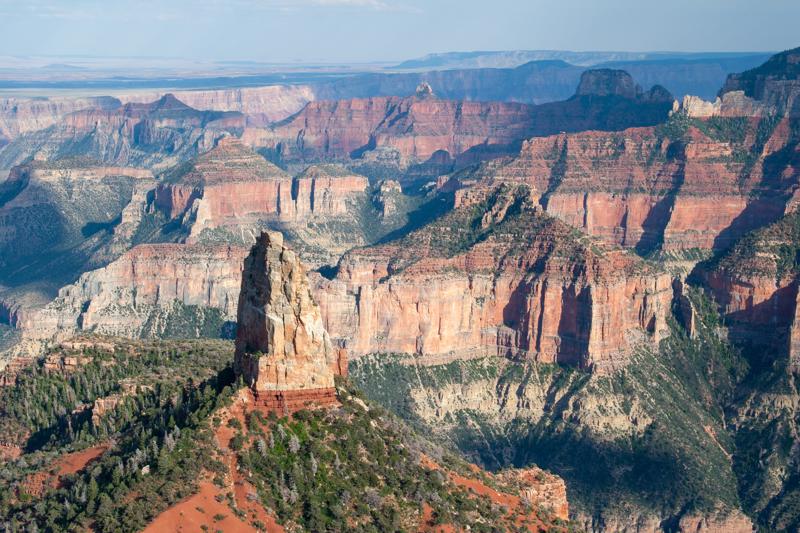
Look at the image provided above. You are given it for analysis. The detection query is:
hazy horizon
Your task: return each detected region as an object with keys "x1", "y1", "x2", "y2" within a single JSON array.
[{"x1": 0, "y1": 0, "x2": 796, "y2": 64}]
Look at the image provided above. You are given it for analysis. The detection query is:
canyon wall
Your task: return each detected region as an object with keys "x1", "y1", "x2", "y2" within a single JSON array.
[
  {"x1": 150, "y1": 138, "x2": 371, "y2": 253},
  {"x1": 26, "y1": 243, "x2": 247, "y2": 342},
  {"x1": 0, "y1": 96, "x2": 120, "y2": 143},
  {"x1": 445, "y1": 107, "x2": 798, "y2": 256},
  {"x1": 314, "y1": 186, "x2": 672, "y2": 370},
  {"x1": 700, "y1": 209, "x2": 800, "y2": 370},
  {"x1": 116, "y1": 85, "x2": 314, "y2": 126},
  {"x1": 246, "y1": 70, "x2": 672, "y2": 169},
  {"x1": 0, "y1": 94, "x2": 245, "y2": 171},
  {"x1": 0, "y1": 160, "x2": 155, "y2": 287}
]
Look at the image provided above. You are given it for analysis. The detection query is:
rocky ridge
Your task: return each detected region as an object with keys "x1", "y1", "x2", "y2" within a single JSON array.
[
  {"x1": 0, "y1": 94, "x2": 245, "y2": 171},
  {"x1": 314, "y1": 185, "x2": 671, "y2": 370},
  {"x1": 247, "y1": 69, "x2": 672, "y2": 174},
  {"x1": 442, "y1": 90, "x2": 797, "y2": 257}
]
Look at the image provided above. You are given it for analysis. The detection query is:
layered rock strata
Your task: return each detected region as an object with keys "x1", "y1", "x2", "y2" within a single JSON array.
[
  {"x1": 247, "y1": 69, "x2": 672, "y2": 170},
  {"x1": 701, "y1": 209, "x2": 800, "y2": 370},
  {"x1": 26, "y1": 243, "x2": 248, "y2": 342},
  {"x1": 117, "y1": 85, "x2": 314, "y2": 126},
  {"x1": 0, "y1": 96, "x2": 120, "y2": 142},
  {"x1": 0, "y1": 94, "x2": 245, "y2": 171},
  {"x1": 445, "y1": 112, "x2": 797, "y2": 256},
  {"x1": 152, "y1": 138, "x2": 369, "y2": 241},
  {"x1": 314, "y1": 186, "x2": 672, "y2": 370},
  {"x1": 234, "y1": 231, "x2": 344, "y2": 411}
]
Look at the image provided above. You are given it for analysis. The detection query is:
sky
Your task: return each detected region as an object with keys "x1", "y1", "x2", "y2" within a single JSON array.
[{"x1": 0, "y1": 0, "x2": 797, "y2": 64}]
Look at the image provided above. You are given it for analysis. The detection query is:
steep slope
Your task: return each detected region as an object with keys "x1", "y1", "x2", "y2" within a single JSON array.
[
  {"x1": 0, "y1": 158, "x2": 154, "y2": 289},
  {"x1": 314, "y1": 184, "x2": 671, "y2": 370},
  {"x1": 721, "y1": 46, "x2": 800, "y2": 116},
  {"x1": 250, "y1": 69, "x2": 673, "y2": 174},
  {"x1": 153, "y1": 137, "x2": 373, "y2": 254},
  {"x1": 234, "y1": 231, "x2": 343, "y2": 404},
  {"x1": 24, "y1": 243, "x2": 247, "y2": 343},
  {"x1": 2, "y1": 141, "x2": 442, "y2": 355},
  {"x1": 0, "y1": 233, "x2": 571, "y2": 532},
  {"x1": 0, "y1": 339, "x2": 570, "y2": 532},
  {"x1": 442, "y1": 55, "x2": 799, "y2": 258},
  {"x1": 0, "y1": 94, "x2": 245, "y2": 171},
  {"x1": 0, "y1": 96, "x2": 120, "y2": 144},
  {"x1": 350, "y1": 289, "x2": 756, "y2": 531},
  {"x1": 700, "y1": 208, "x2": 800, "y2": 371},
  {"x1": 117, "y1": 84, "x2": 315, "y2": 127}
]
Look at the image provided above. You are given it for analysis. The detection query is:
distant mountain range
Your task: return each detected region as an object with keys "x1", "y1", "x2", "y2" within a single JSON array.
[{"x1": 393, "y1": 49, "x2": 772, "y2": 69}]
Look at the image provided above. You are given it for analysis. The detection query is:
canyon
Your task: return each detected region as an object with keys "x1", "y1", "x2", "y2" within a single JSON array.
[
  {"x1": 2, "y1": 47, "x2": 800, "y2": 533},
  {"x1": 250, "y1": 70, "x2": 672, "y2": 171}
]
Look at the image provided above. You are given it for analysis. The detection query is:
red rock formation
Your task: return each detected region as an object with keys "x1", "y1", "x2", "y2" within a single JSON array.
[
  {"x1": 700, "y1": 208, "x2": 800, "y2": 370},
  {"x1": 235, "y1": 231, "x2": 344, "y2": 412},
  {"x1": 450, "y1": 109, "x2": 797, "y2": 255},
  {"x1": 151, "y1": 138, "x2": 368, "y2": 240},
  {"x1": 314, "y1": 186, "x2": 671, "y2": 370},
  {"x1": 246, "y1": 71, "x2": 672, "y2": 168}
]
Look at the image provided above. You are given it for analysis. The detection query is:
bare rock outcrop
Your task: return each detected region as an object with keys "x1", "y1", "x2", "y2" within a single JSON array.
[
  {"x1": 234, "y1": 232, "x2": 343, "y2": 410},
  {"x1": 0, "y1": 94, "x2": 245, "y2": 171},
  {"x1": 117, "y1": 85, "x2": 314, "y2": 126},
  {"x1": 246, "y1": 77, "x2": 672, "y2": 170},
  {"x1": 26, "y1": 243, "x2": 247, "y2": 342},
  {"x1": 315, "y1": 186, "x2": 671, "y2": 370},
  {"x1": 152, "y1": 138, "x2": 369, "y2": 245}
]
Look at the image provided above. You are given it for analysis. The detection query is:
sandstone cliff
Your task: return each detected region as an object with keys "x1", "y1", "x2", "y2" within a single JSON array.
[
  {"x1": 234, "y1": 231, "x2": 340, "y2": 397},
  {"x1": 315, "y1": 185, "x2": 671, "y2": 370},
  {"x1": 444, "y1": 109, "x2": 797, "y2": 258},
  {"x1": 247, "y1": 70, "x2": 672, "y2": 172},
  {"x1": 153, "y1": 137, "x2": 369, "y2": 241}
]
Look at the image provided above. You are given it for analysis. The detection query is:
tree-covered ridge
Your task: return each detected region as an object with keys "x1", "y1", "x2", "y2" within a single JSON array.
[
  {"x1": 0, "y1": 337, "x2": 571, "y2": 532},
  {"x1": 236, "y1": 388, "x2": 571, "y2": 532},
  {"x1": 0, "y1": 339, "x2": 236, "y2": 532},
  {"x1": 711, "y1": 208, "x2": 800, "y2": 280}
]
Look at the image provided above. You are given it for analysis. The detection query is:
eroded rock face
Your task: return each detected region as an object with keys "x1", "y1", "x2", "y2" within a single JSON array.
[
  {"x1": 446, "y1": 110, "x2": 797, "y2": 257},
  {"x1": 0, "y1": 94, "x2": 245, "y2": 171},
  {"x1": 152, "y1": 138, "x2": 369, "y2": 244},
  {"x1": 700, "y1": 209, "x2": 800, "y2": 370},
  {"x1": 315, "y1": 186, "x2": 671, "y2": 370},
  {"x1": 234, "y1": 231, "x2": 337, "y2": 392},
  {"x1": 0, "y1": 96, "x2": 120, "y2": 142},
  {"x1": 496, "y1": 467, "x2": 569, "y2": 520},
  {"x1": 677, "y1": 510, "x2": 754, "y2": 533},
  {"x1": 246, "y1": 79, "x2": 672, "y2": 171},
  {"x1": 575, "y1": 69, "x2": 641, "y2": 99},
  {"x1": 26, "y1": 243, "x2": 247, "y2": 342},
  {"x1": 721, "y1": 46, "x2": 800, "y2": 117},
  {"x1": 117, "y1": 85, "x2": 314, "y2": 126}
]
